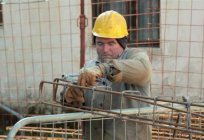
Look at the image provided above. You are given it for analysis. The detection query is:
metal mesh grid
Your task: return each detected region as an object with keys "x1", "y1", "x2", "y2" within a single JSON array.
[{"x1": 5, "y1": 80, "x2": 204, "y2": 139}]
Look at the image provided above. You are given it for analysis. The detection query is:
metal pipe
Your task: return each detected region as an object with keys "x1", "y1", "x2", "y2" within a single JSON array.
[
  {"x1": 7, "y1": 104, "x2": 204, "y2": 140},
  {"x1": 6, "y1": 112, "x2": 101, "y2": 140},
  {"x1": 79, "y1": 0, "x2": 86, "y2": 68},
  {"x1": 0, "y1": 104, "x2": 23, "y2": 120}
]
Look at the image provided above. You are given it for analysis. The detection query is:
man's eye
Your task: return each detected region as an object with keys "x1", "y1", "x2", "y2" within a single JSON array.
[
  {"x1": 108, "y1": 42, "x2": 115, "y2": 46},
  {"x1": 96, "y1": 42, "x2": 104, "y2": 46}
]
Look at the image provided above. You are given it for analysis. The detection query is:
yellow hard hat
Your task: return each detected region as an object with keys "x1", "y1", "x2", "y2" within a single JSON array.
[{"x1": 92, "y1": 10, "x2": 128, "y2": 38}]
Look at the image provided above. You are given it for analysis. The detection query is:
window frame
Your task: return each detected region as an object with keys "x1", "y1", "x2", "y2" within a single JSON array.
[{"x1": 91, "y1": 0, "x2": 160, "y2": 48}]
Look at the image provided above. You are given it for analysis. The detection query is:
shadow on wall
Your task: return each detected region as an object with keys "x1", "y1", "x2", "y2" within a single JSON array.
[{"x1": 0, "y1": 109, "x2": 19, "y2": 135}]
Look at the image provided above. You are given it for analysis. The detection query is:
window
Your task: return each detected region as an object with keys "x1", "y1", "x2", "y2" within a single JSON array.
[
  {"x1": 92, "y1": 0, "x2": 160, "y2": 47},
  {"x1": 0, "y1": 4, "x2": 2, "y2": 26}
]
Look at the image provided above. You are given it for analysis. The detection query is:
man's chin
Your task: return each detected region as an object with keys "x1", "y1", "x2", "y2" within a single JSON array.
[
  {"x1": 99, "y1": 56, "x2": 113, "y2": 62},
  {"x1": 103, "y1": 58, "x2": 112, "y2": 63}
]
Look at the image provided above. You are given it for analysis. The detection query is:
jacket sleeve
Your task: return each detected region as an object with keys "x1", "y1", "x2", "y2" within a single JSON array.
[{"x1": 108, "y1": 49, "x2": 152, "y2": 86}]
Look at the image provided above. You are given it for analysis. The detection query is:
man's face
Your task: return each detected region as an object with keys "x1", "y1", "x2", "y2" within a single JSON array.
[{"x1": 95, "y1": 37, "x2": 124, "y2": 62}]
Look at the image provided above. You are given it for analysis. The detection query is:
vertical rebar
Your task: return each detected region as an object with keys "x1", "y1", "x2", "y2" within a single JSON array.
[{"x1": 80, "y1": 0, "x2": 86, "y2": 68}]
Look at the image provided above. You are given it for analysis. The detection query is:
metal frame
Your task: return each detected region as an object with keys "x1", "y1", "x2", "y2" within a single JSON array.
[{"x1": 6, "y1": 80, "x2": 204, "y2": 139}]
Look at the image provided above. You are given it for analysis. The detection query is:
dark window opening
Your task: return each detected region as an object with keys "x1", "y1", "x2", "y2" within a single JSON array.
[{"x1": 92, "y1": 0, "x2": 160, "y2": 48}]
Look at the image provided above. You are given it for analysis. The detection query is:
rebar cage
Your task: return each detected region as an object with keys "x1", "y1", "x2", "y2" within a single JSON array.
[{"x1": 6, "y1": 79, "x2": 204, "y2": 140}]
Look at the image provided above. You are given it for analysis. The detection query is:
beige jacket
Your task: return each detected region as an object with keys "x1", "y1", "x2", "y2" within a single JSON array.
[{"x1": 83, "y1": 48, "x2": 152, "y2": 140}]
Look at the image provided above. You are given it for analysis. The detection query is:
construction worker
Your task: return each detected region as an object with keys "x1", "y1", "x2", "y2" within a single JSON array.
[{"x1": 64, "y1": 10, "x2": 152, "y2": 140}]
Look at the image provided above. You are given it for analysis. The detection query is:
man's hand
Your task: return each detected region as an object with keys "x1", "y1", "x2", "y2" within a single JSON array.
[
  {"x1": 78, "y1": 66, "x2": 103, "y2": 86},
  {"x1": 64, "y1": 86, "x2": 85, "y2": 107},
  {"x1": 63, "y1": 65, "x2": 103, "y2": 107}
]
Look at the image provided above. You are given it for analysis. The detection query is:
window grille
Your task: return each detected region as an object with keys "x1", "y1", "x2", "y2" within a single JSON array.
[{"x1": 92, "y1": 0, "x2": 160, "y2": 47}]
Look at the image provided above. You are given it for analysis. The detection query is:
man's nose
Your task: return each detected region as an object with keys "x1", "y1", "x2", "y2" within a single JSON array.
[{"x1": 103, "y1": 44, "x2": 109, "y2": 52}]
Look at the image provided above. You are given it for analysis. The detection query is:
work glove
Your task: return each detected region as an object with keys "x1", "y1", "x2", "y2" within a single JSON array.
[
  {"x1": 77, "y1": 63, "x2": 121, "y2": 86},
  {"x1": 64, "y1": 85, "x2": 85, "y2": 108},
  {"x1": 63, "y1": 64, "x2": 112, "y2": 107},
  {"x1": 78, "y1": 66, "x2": 103, "y2": 87},
  {"x1": 63, "y1": 65, "x2": 103, "y2": 107}
]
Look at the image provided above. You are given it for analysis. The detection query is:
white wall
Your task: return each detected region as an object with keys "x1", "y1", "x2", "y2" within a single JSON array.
[
  {"x1": 0, "y1": 0, "x2": 92, "y2": 112},
  {"x1": 151, "y1": 0, "x2": 204, "y2": 99}
]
